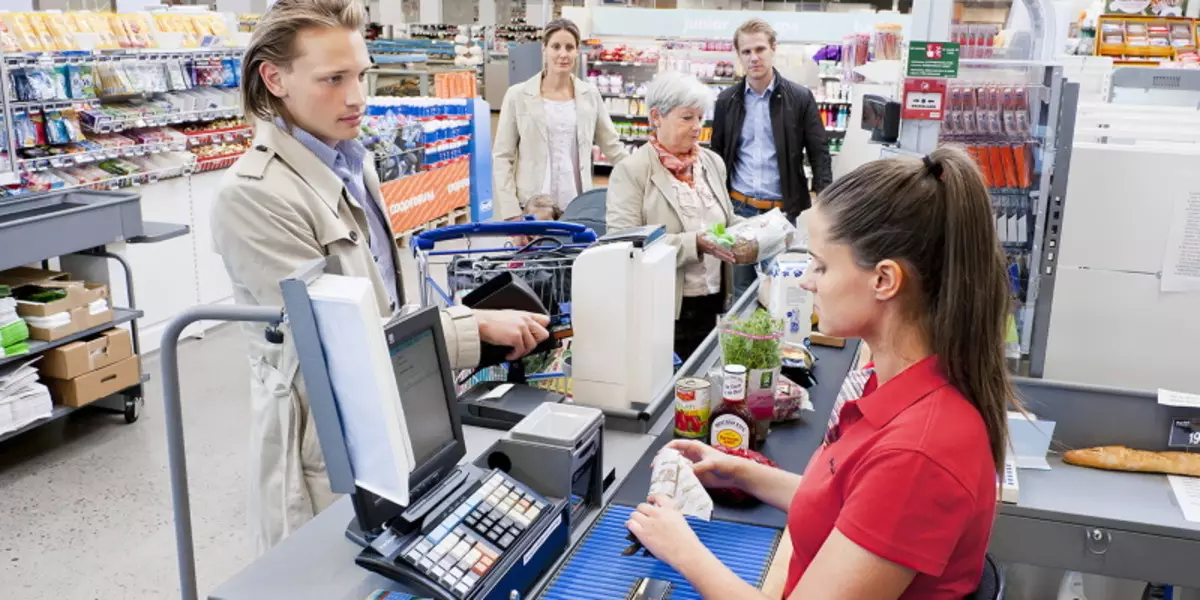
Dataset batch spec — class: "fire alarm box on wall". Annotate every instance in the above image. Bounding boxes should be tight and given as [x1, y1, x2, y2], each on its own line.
[902, 77, 948, 121]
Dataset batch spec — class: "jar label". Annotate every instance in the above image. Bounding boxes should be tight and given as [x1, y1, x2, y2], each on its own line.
[711, 414, 750, 451]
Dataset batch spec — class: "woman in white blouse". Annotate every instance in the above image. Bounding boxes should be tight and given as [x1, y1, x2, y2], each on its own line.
[493, 19, 629, 220]
[607, 72, 752, 360]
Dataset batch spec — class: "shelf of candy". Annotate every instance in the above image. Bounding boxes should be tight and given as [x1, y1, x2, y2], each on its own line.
[9, 107, 87, 152]
[177, 118, 251, 146]
[17, 127, 189, 172]
[191, 138, 252, 172]
[590, 71, 648, 98]
[6, 151, 195, 198]
[950, 25, 1001, 59]
[0, 12, 229, 52]
[78, 88, 241, 133]
[1171, 20, 1195, 51]
[6, 54, 241, 108]
[585, 44, 661, 66]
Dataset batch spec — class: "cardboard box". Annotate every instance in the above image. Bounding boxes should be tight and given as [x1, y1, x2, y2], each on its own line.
[0, 267, 109, 318]
[46, 355, 140, 408]
[27, 305, 115, 342]
[40, 329, 133, 380]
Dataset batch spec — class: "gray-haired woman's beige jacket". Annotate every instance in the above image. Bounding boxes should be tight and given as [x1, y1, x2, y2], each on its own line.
[492, 73, 629, 219]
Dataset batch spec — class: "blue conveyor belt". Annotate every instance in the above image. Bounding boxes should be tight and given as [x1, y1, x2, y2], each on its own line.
[538, 504, 781, 600]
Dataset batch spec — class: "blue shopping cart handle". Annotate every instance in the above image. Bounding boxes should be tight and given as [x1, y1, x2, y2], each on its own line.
[414, 220, 598, 250]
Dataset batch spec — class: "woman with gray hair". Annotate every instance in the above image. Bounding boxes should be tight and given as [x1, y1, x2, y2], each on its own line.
[607, 72, 751, 360]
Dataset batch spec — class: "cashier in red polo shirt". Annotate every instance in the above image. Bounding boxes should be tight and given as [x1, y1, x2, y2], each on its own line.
[626, 146, 1019, 600]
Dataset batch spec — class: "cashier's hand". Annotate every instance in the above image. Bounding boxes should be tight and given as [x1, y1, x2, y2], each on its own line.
[627, 495, 704, 569]
[475, 309, 551, 360]
[666, 439, 742, 490]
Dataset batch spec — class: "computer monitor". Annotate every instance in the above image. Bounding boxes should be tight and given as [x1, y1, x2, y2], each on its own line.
[384, 308, 467, 502]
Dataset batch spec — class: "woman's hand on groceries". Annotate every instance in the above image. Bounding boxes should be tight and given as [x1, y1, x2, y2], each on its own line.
[475, 310, 551, 360]
[664, 439, 744, 490]
[696, 234, 737, 263]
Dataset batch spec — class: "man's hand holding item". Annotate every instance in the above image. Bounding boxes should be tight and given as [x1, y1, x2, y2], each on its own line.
[475, 310, 551, 360]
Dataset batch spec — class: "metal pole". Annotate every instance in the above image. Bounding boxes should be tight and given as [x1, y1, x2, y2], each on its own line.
[161, 306, 285, 600]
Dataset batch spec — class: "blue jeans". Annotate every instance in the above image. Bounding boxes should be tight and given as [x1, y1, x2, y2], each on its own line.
[731, 200, 766, 301]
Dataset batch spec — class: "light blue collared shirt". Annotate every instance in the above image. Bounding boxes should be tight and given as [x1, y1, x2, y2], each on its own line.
[731, 76, 782, 201]
[286, 121, 400, 312]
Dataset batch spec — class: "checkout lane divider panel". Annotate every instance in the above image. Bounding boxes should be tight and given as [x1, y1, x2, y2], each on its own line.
[538, 504, 780, 600]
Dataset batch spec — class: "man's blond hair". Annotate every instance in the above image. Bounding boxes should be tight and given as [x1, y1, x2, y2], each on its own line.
[241, 0, 365, 125]
[733, 18, 777, 51]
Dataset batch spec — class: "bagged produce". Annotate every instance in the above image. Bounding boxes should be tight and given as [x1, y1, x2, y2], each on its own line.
[703, 208, 796, 264]
[720, 309, 783, 422]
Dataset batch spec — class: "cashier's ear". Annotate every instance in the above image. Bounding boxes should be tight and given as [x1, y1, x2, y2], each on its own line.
[871, 259, 905, 302]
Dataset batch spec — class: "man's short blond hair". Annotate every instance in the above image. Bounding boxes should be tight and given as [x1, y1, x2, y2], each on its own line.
[733, 18, 778, 51]
[241, 0, 366, 125]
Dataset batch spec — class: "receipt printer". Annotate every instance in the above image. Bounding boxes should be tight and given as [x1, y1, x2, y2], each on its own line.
[481, 403, 605, 530]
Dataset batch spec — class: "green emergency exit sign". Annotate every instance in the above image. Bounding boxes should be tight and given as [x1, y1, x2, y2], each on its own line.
[906, 42, 961, 79]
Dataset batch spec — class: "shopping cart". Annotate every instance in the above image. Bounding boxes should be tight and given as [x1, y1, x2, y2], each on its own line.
[413, 220, 598, 395]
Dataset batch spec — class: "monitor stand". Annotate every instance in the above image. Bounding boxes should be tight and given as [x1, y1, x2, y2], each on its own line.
[457, 382, 565, 430]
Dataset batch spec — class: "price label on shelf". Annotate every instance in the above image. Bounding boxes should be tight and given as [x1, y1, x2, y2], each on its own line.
[1168, 419, 1200, 449]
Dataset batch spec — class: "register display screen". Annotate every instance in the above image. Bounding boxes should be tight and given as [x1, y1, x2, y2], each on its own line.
[390, 329, 456, 468]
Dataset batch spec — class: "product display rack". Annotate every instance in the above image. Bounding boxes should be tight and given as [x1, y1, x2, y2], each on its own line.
[938, 61, 1075, 368]
[1, 45, 250, 199]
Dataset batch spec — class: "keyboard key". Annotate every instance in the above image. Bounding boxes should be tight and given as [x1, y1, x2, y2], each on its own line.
[450, 541, 472, 561]
[486, 530, 500, 542]
[440, 572, 458, 589]
[454, 506, 470, 518]
[464, 549, 482, 566]
[498, 533, 515, 549]
[463, 573, 480, 588]
[417, 540, 434, 554]
[404, 549, 422, 564]
[500, 518, 515, 530]
[419, 558, 435, 572]
[510, 512, 531, 529]
[526, 507, 541, 522]
[479, 546, 499, 561]
[450, 567, 466, 580]
[472, 561, 490, 576]
[490, 509, 507, 521]
[428, 525, 449, 543]
[432, 566, 447, 579]
[439, 556, 458, 571]
[518, 499, 531, 511]
[454, 582, 470, 597]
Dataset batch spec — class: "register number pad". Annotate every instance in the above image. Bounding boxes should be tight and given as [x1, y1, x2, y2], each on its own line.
[357, 464, 569, 600]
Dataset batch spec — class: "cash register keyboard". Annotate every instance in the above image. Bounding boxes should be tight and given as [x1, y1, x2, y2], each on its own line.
[398, 472, 549, 599]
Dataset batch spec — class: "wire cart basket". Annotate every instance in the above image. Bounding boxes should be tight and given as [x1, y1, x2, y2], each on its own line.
[412, 220, 598, 396]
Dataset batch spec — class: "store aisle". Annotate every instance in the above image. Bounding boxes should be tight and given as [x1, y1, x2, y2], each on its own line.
[0, 325, 253, 600]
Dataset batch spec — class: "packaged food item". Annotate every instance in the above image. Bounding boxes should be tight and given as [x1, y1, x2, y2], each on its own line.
[720, 309, 784, 429]
[0, 18, 21, 53]
[44, 110, 68, 145]
[705, 446, 778, 506]
[773, 374, 811, 422]
[4, 13, 42, 52]
[674, 377, 712, 439]
[703, 208, 796, 265]
[711, 364, 756, 451]
[52, 65, 70, 100]
[42, 12, 75, 50]
[647, 447, 714, 520]
[67, 64, 98, 99]
[13, 111, 37, 148]
[27, 13, 57, 51]
[29, 110, 48, 146]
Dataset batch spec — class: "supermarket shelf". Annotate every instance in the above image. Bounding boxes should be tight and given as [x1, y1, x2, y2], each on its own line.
[600, 93, 645, 99]
[18, 141, 189, 172]
[7, 98, 98, 111]
[194, 152, 246, 173]
[4, 47, 246, 66]
[183, 125, 253, 146]
[0, 308, 142, 371]
[590, 60, 658, 67]
[816, 99, 852, 105]
[0, 371, 151, 444]
[83, 107, 243, 134]
[17, 161, 194, 198]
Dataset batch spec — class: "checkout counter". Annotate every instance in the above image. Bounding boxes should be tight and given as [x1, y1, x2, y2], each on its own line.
[208, 284, 1200, 600]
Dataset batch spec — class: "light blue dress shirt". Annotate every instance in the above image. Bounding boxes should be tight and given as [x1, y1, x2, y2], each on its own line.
[730, 77, 782, 201]
[287, 122, 400, 311]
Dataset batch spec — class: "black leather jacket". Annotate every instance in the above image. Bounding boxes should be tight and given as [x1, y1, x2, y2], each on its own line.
[710, 70, 833, 219]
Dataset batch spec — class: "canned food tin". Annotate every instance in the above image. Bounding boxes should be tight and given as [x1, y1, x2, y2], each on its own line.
[722, 364, 748, 402]
[674, 377, 712, 439]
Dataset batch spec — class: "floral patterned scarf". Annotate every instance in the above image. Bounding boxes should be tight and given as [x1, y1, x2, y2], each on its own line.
[650, 134, 699, 188]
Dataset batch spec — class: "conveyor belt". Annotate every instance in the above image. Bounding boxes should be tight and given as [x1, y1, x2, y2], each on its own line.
[538, 504, 781, 600]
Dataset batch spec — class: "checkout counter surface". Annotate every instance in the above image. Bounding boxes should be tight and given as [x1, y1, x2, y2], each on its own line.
[210, 327, 1200, 598]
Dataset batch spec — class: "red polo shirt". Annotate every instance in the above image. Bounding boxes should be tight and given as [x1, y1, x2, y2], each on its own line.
[783, 356, 996, 599]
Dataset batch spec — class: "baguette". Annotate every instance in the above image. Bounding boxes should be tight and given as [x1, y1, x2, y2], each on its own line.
[1063, 446, 1200, 478]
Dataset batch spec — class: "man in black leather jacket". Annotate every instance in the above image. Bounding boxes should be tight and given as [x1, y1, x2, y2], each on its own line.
[711, 19, 833, 295]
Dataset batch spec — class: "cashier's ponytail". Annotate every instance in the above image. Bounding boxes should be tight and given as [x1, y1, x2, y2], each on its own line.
[816, 146, 1018, 471]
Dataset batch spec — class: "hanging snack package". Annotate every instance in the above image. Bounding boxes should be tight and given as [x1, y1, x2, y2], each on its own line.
[166, 59, 189, 91]
[220, 58, 238, 88]
[29, 110, 48, 146]
[68, 64, 99, 99]
[13, 111, 36, 148]
[44, 110, 67, 145]
[43, 12, 75, 51]
[53, 65, 70, 100]
[5, 13, 42, 52]
[27, 13, 57, 51]
[647, 447, 714, 520]
[703, 208, 796, 265]
[62, 110, 85, 143]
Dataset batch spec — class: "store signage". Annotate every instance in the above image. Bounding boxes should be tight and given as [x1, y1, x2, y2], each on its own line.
[381, 160, 471, 234]
[587, 7, 912, 44]
[906, 41, 961, 79]
[901, 78, 947, 121]
[1168, 419, 1200, 449]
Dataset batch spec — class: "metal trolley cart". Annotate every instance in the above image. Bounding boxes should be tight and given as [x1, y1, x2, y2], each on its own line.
[412, 221, 598, 394]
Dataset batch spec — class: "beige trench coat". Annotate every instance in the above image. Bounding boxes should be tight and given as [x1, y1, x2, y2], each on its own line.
[211, 120, 481, 554]
[606, 143, 741, 317]
[492, 73, 629, 220]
